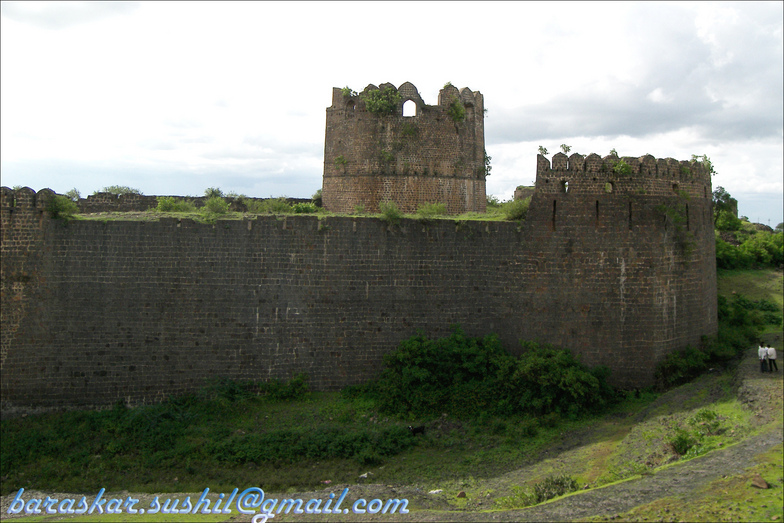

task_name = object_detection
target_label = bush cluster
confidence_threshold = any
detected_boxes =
[655,293,779,388]
[46,195,79,220]
[155,196,196,212]
[203,196,229,214]
[716,231,783,269]
[293,202,318,214]
[361,87,401,116]
[370,327,616,419]
[379,201,403,225]
[499,474,580,508]
[502,197,531,221]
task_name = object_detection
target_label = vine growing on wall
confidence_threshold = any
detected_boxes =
[481,149,492,177]
[656,193,695,259]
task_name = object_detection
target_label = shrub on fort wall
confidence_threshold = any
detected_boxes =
[252,198,293,214]
[361,87,402,116]
[502,196,531,221]
[447,99,466,123]
[202,196,229,214]
[379,201,403,225]
[46,195,79,220]
[95,186,142,196]
[293,202,318,214]
[155,196,196,212]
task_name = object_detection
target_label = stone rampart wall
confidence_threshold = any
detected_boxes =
[0,155,717,413]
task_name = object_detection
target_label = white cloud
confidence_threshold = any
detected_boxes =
[1,1,781,225]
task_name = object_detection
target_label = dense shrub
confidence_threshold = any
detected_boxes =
[379,201,403,225]
[257,198,293,214]
[204,187,224,199]
[202,196,229,214]
[155,196,196,212]
[371,327,616,419]
[715,235,753,269]
[532,474,580,503]
[716,230,783,269]
[293,202,318,214]
[655,293,776,389]
[502,197,531,221]
[361,87,401,116]
[739,232,783,266]
[715,210,742,231]
[504,342,616,418]
[46,195,79,220]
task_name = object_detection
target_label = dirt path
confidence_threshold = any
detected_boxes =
[3,347,782,522]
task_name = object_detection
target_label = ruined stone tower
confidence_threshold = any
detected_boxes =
[322,82,486,214]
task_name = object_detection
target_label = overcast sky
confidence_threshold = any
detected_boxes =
[2,1,782,226]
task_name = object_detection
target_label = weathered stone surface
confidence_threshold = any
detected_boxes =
[322,83,487,215]
[0,150,716,412]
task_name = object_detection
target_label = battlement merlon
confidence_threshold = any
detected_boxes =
[535,153,713,198]
[0,186,56,213]
[330,82,483,115]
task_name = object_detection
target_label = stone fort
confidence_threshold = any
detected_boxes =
[0,83,717,414]
[322,82,487,214]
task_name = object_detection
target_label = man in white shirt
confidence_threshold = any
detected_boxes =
[766,345,778,372]
[759,345,769,373]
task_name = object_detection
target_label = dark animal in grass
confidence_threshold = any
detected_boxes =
[408,425,425,436]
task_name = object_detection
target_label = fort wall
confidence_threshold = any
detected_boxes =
[1,153,717,412]
[322,82,486,215]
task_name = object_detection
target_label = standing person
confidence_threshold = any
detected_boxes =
[759,344,769,373]
[767,345,778,372]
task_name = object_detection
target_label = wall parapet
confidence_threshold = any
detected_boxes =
[535,153,713,198]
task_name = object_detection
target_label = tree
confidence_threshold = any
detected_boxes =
[712,186,737,226]
[560,144,571,154]
[538,146,548,156]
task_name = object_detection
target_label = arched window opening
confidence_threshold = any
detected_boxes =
[403,100,417,117]
[672,183,679,194]
[604,181,614,194]
[561,180,569,193]
[346,100,356,111]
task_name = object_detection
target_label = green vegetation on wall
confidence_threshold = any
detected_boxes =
[361,87,402,116]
